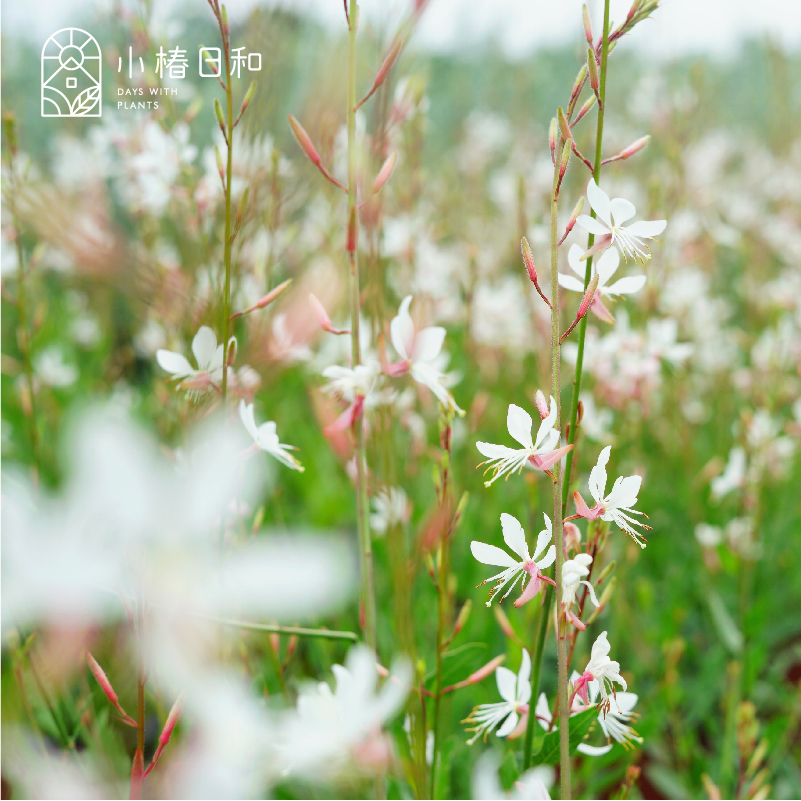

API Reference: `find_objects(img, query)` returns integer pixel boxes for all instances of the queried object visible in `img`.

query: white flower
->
[35,347,78,387]
[471,514,556,608]
[280,645,410,778]
[535,675,641,757]
[558,244,645,323]
[238,401,303,472]
[156,325,227,391]
[573,631,627,713]
[578,178,666,263]
[388,295,463,414]
[561,553,599,629]
[322,361,379,403]
[370,487,410,535]
[573,446,650,548]
[464,650,531,744]
[710,446,746,498]
[695,523,723,548]
[472,751,552,800]
[476,399,571,486]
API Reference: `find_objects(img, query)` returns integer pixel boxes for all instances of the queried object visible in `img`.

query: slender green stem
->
[550,152,571,801]
[561,0,611,513]
[221,37,234,400]
[212,617,360,642]
[347,0,378,655]
[525,7,614,774]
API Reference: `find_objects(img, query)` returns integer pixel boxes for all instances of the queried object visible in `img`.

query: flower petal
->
[577,215,609,237]
[568,244,587,278]
[500,513,530,562]
[610,197,636,225]
[495,666,518,703]
[577,743,613,756]
[496,710,519,738]
[586,178,612,226]
[517,649,532,703]
[623,219,666,238]
[605,474,641,510]
[411,326,446,363]
[192,326,218,368]
[238,400,259,442]
[390,295,415,360]
[476,442,520,460]
[507,404,534,450]
[596,247,620,287]
[588,446,611,505]
[156,349,193,377]
[605,275,646,296]
[558,273,586,294]
[471,541,518,568]
[536,545,556,570]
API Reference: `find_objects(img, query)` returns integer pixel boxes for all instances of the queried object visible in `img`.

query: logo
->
[41,28,102,117]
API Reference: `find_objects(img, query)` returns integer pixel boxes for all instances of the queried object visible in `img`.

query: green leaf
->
[530,706,598,766]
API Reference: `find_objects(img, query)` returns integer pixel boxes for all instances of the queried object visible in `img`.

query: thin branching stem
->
[220,25,234,400]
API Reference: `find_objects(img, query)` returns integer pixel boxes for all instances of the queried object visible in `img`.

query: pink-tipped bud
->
[214,98,226,136]
[269,631,280,653]
[310,292,349,335]
[255,278,292,310]
[159,694,183,746]
[374,39,403,91]
[215,145,225,180]
[619,135,651,160]
[571,65,587,100]
[549,118,557,163]
[558,141,571,180]
[467,655,506,685]
[453,600,472,635]
[288,115,321,167]
[240,80,256,115]
[559,197,585,244]
[588,49,600,94]
[287,634,299,659]
[521,237,537,284]
[557,107,572,143]
[577,273,599,320]
[372,151,398,194]
[574,95,597,125]
[534,389,549,419]
[582,4,593,44]
[86,651,118,705]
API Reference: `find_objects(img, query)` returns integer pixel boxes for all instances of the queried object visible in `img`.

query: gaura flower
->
[572,446,650,548]
[156,325,231,393]
[558,244,645,324]
[472,751,552,800]
[471,513,556,608]
[464,650,531,744]
[239,401,304,472]
[578,178,666,264]
[561,553,599,630]
[569,671,642,754]
[370,487,410,535]
[321,361,380,436]
[534,674,641,757]
[476,399,572,486]
[572,631,627,715]
[386,295,463,415]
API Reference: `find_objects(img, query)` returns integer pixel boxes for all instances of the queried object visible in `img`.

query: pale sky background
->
[3,0,801,58]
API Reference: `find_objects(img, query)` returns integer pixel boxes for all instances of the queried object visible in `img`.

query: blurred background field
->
[2,1,801,798]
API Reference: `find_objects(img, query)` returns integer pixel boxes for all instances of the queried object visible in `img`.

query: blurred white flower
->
[280,645,410,778]
[470,513,555,608]
[471,750,552,800]
[35,346,78,387]
[465,650,531,744]
[239,400,304,472]
[387,295,463,415]
[578,178,666,263]
[559,245,645,323]
[573,446,649,548]
[156,325,227,392]
[370,487,410,535]
[476,399,571,486]
[695,523,723,548]
[572,631,627,712]
[710,446,746,498]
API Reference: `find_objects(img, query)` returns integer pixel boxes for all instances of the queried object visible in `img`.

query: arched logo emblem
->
[41,28,102,117]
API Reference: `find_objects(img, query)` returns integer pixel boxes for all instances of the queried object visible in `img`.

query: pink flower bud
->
[130,748,144,800]
[619,135,651,159]
[159,693,183,746]
[521,238,552,309]
[535,390,549,419]
[374,39,403,91]
[564,521,582,552]
[493,606,517,639]
[576,273,600,320]
[588,49,600,94]
[557,107,572,142]
[288,115,321,167]
[582,3,593,44]
[453,600,472,635]
[466,655,506,685]
[372,151,398,194]
[86,651,118,705]
[549,118,557,163]
[226,336,237,367]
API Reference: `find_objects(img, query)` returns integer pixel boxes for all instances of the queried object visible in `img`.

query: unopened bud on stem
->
[549,118,557,164]
[372,151,398,194]
[521,237,551,309]
[560,272,599,343]
[288,115,321,167]
[620,134,650,159]
[582,4,593,44]
[588,49,600,95]
[573,95,597,126]
[571,65,587,101]
[226,336,237,367]
[559,196,584,245]
[355,39,403,110]
[214,97,227,136]
[534,389,549,419]
[557,106,572,143]
[453,600,472,635]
